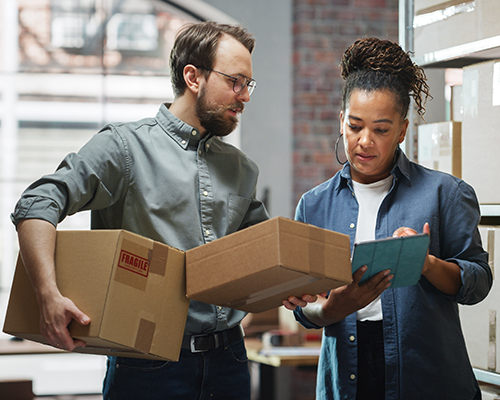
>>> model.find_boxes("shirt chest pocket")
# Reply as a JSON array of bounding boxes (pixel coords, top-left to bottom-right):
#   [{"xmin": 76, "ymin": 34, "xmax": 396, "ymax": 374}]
[{"xmin": 227, "ymin": 193, "xmax": 252, "ymax": 234}]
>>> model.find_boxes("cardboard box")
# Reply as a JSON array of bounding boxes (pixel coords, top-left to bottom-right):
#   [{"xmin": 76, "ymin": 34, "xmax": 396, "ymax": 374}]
[
  {"xmin": 451, "ymin": 85, "xmax": 464, "ymax": 122},
  {"xmin": 459, "ymin": 225, "xmax": 499, "ymax": 373},
  {"xmin": 185, "ymin": 217, "xmax": 352, "ymax": 313},
  {"xmin": 3, "ymin": 230, "xmax": 189, "ymax": 361},
  {"xmin": 414, "ymin": 0, "xmax": 500, "ymax": 60},
  {"xmin": 417, "ymin": 121, "xmax": 461, "ymax": 178},
  {"xmin": 462, "ymin": 60, "xmax": 500, "ymax": 204}
]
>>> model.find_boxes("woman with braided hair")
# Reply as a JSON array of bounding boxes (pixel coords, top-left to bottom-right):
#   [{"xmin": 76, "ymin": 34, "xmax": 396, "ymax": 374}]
[{"xmin": 283, "ymin": 38, "xmax": 491, "ymax": 399}]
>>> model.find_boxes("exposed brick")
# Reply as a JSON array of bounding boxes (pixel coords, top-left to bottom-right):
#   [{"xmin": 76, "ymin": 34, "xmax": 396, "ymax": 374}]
[{"xmin": 292, "ymin": 0, "xmax": 399, "ymax": 210}]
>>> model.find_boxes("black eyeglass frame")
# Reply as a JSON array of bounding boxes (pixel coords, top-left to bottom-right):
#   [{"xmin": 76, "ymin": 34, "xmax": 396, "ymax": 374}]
[{"xmin": 196, "ymin": 66, "xmax": 256, "ymax": 96}]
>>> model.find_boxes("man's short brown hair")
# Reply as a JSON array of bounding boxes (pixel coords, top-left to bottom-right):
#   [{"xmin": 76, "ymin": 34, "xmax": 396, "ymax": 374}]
[{"xmin": 169, "ymin": 21, "xmax": 255, "ymax": 97}]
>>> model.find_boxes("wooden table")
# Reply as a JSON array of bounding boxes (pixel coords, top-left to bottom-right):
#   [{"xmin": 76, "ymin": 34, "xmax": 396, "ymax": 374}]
[
  {"xmin": 245, "ymin": 338, "xmax": 320, "ymax": 400},
  {"xmin": 0, "ymin": 339, "xmax": 63, "ymax": 355}
]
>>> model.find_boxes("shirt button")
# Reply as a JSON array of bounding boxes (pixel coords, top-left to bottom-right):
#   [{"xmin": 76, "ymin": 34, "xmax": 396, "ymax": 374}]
[
  {"xmin": 349, "ymin": 223, "xmax": 355, "ymax": 229},
  {"xmin": 191, "ymin": 130, "xmax": 197, "ymax": 136},
  {"xmin": 350, "ymin": 374, "xmax": 356, "ymax": 380},
  {"xmin": 205, "ymin": 228, "xmax": 210, "ymax": 235},
  {"xmin": 217, "ymin": 306, "xmax": 222, "ymax": 311},
  {"xmin": 181, "ymin": 140, "xmax": 186, "ymax": 145},
  {"xmin": 198, "ymin": 150, "xmax": 202, "ymax": 155},
  {"xmin": 349, "ymin": 335, "xmax": 355, "ymax": 342},
  {"xmin": 206, "ymin": 143, "xmax": 210, "ymax": 149},
  {"xmin": 203, "ymin": 190, "xmax": 209, "ymax": 197}
]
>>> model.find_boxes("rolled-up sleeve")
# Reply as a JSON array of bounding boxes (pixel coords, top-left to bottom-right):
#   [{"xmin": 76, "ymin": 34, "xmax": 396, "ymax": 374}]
[
  {"xmin": 442, "ymin": 181, "xmax": 492, "ymax": 304},
  {"xmin": 11, "ymin": 127, "xmax": 129, "ymax": 228}
]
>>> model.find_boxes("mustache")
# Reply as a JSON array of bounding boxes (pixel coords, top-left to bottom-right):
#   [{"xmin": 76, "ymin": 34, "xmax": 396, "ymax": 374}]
[{"xmin": 227, "ymin": 102, "xmax": 244, "ymax": 113}]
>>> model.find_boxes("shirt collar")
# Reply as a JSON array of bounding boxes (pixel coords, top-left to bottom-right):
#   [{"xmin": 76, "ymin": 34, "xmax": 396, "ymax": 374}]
[
  {"xmin": 155, "ymin": 103, "xmax": 205, "ymax": 150},
  {"xmin": 337, "ymin": 147, "xmax": 411, "ymax": 192}
]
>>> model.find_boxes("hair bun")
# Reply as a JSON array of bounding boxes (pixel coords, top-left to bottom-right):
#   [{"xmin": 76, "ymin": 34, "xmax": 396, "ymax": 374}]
[
  {"xmin": 339, "ymin": 37, "xmax": 430, "ymax": 117},
  {"xmin": 340, "ymin": 37, "xmax": 409, "ymax": 80}
]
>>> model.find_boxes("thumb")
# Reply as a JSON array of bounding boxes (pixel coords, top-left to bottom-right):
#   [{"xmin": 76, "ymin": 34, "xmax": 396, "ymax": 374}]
[
  {"xmin": 423, "ymin": 222, "xmax": 430, "ymax": 235},
  {"xmin": 70, "ymin": 305, "xmax": 90, "ymax": 326}
]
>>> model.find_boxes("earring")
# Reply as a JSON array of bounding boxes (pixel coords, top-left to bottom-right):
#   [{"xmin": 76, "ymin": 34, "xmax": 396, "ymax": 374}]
[{"xmin": 335, "ymin": 133, "xmax": 347, "ymax": 165}]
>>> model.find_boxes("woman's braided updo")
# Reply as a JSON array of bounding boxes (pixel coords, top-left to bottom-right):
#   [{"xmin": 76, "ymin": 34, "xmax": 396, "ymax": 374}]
[{"xmin": 340, "ymin": 37, "xmax": 430, "ymax": 118}]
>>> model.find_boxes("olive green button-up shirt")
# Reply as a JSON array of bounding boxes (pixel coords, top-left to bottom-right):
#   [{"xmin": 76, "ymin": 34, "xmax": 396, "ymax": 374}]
[{"xmin": 11, "ymin": 104, "xmax": 269, "ymax": 335}]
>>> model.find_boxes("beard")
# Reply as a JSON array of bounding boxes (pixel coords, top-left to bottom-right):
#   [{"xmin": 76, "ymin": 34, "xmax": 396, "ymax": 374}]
[{"xmin": 195, "ymin": 87, "xmax": 244, "ymax": 137}]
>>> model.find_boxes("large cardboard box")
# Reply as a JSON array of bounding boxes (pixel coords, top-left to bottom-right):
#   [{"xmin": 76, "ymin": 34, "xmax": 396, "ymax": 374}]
[
  {"xmin": 3, "ymin": 230, "xmax": 189, "ymax": 361},
  {"xmin": 418, "ymin": 121, "xmax": 461, "ymax": 178},
  {"xmin": 185, "ymin": 217, "xmax": 352, "ymax": 313},
  {"xmin": 462, "ymin": 60, "xmax": 500, "ymax": 204},
  {"xmin": 414, "ymin": 0, "xmax": 500, "ymax": 60},
  {"xmin": 460, "ymin": 225, "xmax": 499, "ymax": 373}
]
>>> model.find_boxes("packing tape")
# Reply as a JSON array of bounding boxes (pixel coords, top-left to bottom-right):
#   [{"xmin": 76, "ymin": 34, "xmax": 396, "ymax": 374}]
[
  {"xmin": 488, "ymin": 309, "xmax": 496, "ymax": 371},
  {"xmin": 308, "ymin": 226, "xmax": 326, "ymax": 278},
  {"xmin": 135, "ymin": 318, "xmax": 156, "ymax": 354},
  {"xmin": 149, "ymin": 242, "xmax": 169, "ymax": 276}
]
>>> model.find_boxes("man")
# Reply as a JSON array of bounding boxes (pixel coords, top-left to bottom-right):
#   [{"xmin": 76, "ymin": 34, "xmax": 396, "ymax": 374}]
[{"xmin": 11, "ymin": 22, "xmax": 268, "ymax": 399}]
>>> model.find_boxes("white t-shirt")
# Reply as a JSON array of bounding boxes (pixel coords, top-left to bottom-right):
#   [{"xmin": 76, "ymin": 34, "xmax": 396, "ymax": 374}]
[{"xmin": 352, "ymin": 175, "xmax": 393, "ymax": 321}]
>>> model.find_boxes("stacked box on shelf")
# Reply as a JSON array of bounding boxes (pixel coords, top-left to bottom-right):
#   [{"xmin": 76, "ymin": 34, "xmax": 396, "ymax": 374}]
[
  {"xmin": 462, "ymin": 60, "xmax": 500, "ymax": 204},
  {"xmin": 459, "ymin": 226, "xmax": 499, "ymax": 373},
  {"xmin": 414, "ymin": 0, "xmax": 500, "ymax": 60},
  {"xmin": 417, "ymin": 121, "xmax": 461, "ymax": 178}
]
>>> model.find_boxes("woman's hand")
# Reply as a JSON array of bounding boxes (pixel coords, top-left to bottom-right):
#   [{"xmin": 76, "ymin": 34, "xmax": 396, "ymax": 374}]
[
  {"xmin": 392, "ymin": 223, "xmax": 461, "ymax": 294},
  {"xmin": 393, "ymin": 222, "xmax": 431, "ymax": 274},
  {"xmin": 282, "ymin": 266, "xmax": 393, "ymax": 327}
]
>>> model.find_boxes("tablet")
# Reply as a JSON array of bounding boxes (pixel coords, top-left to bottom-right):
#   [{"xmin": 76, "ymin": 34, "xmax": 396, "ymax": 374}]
[{"xmin": 351, "ymin": 233, "xmax": 430, "ymax": 288}]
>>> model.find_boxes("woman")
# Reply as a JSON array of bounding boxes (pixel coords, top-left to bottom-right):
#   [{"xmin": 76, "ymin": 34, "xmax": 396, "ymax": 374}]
[{"xmin": 284, "ymin": 38, "xmax": 491, "ymax": 400}]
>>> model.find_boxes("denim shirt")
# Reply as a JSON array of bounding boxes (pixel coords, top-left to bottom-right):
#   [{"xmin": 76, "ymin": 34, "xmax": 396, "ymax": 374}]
[
  {"xmin": 294, "ymin": 149, "xmax": 491, "ymax": 400},
  {"xmin": 11, "ymin": 104, "xmax": 269, "ymax": 335}
]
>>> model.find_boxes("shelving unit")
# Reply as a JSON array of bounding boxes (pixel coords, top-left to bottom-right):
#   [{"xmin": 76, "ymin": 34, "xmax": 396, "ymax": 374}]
[{"xmin": 401, "ymin": 0, "xmax": 500, "ymax": 393}]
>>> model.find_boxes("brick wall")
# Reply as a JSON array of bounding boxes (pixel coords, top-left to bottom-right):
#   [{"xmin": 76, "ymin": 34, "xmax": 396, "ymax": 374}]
[{"xmin": 292, "ymin": 0, "xmax": 399, "ymax": 210}]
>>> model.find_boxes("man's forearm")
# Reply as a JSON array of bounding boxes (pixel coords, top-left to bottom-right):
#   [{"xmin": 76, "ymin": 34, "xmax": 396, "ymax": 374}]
[{"xmin": 17, "ymin": 219, "xmax": 58, "ymax": 301}]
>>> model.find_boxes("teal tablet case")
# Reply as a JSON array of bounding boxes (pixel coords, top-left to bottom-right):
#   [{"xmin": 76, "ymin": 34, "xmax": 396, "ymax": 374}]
[{"xmin": 351, "ymin": 234, "xmax": 430, "ymax": 288}]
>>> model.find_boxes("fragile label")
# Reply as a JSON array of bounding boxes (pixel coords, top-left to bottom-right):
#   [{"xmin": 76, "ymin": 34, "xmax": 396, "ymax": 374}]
[{"xmin": 118, "ymin": 250, "xmax": 150, "ymax": 277}]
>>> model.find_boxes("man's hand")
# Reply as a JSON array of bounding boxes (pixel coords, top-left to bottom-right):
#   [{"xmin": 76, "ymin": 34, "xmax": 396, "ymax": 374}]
[
  {"xmin": 17, "ymin": 219, "xmax": 90, "ymax": 351},
  {"xmin": 39, "ymin": 292, "xmax": 90, "ymax": 350},
  {"xmin": 282, "ymin": 266, "xmax": 392, "ymax": 326}
]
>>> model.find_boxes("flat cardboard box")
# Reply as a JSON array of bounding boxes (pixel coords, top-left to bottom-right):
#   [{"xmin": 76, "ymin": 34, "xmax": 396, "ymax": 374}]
[
  {"xmin": 3, "ymin": 230, "xmax": 189, "ymax": 361},
  {"xmin": 462, "ymin": 60, "xmax": 500, "ymax": 204},
  {"xmin": 417, "ymin": 121, "xmax": 462, "ymax": 178},
  {"xmin": 414, "ymin": 0, "xmax": 500, "ymax": 60},
  {"xmin": 185, "ymin": 217, "xmax": 352, "ymax": 313}
]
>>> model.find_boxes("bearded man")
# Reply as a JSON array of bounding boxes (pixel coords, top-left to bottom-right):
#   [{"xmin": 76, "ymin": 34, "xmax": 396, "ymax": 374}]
[{"xmin": 12, "ymin": 22, "xmax": 268, "ymax": 400}]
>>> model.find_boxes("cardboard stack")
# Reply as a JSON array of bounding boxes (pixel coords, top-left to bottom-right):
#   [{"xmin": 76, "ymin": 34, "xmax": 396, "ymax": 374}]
[
  {"xmin": 414, "ymin": 0, "xmax": 500, "ymax": 60},
  {"xmin": 459, "ymin": 226, "xmax": 499, "ymax": 374},
  {"xmin": 462, "ymin": 59, "xmax": 500, "ymax": 204}
]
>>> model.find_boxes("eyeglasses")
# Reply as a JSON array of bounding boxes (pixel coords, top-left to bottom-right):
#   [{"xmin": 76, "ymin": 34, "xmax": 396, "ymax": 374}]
[{"xmin": 198, "ymin": 67, "xmax": 256, "ymax": 96}]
